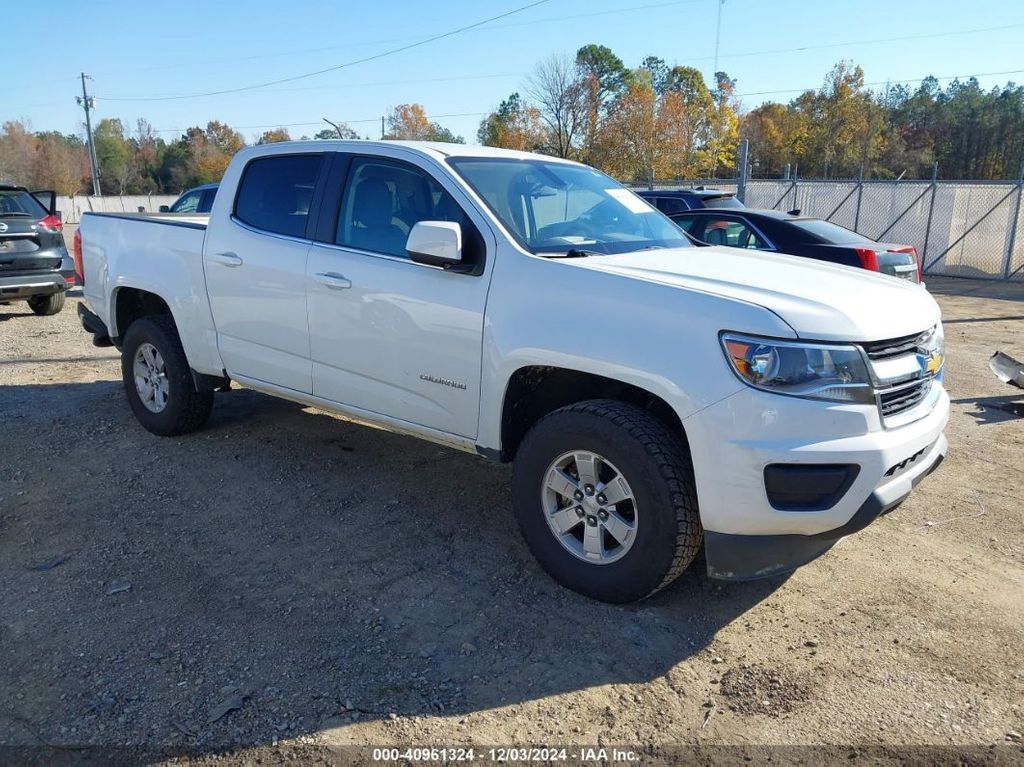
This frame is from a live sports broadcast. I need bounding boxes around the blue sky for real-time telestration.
[4,0,1023,144]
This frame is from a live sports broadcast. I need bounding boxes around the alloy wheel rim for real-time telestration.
[541,450,638,564]
[133,342,169,414]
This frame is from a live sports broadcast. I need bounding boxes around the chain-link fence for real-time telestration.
[56,194,179,223]
[637,176,1024,281]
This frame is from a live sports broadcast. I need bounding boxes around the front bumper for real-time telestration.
[682,383,950,580]
[704,433,945,579]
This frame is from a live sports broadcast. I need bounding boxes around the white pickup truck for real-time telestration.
[76,141,949,603]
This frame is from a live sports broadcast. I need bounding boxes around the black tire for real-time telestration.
[512,399,702,603]
[120,315,214,436]
[26,291,65,316]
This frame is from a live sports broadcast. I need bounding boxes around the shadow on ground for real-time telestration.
[0,381,784,753]
[952,393,1024,423]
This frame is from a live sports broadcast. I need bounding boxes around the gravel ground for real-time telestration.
[1,278,1023,762]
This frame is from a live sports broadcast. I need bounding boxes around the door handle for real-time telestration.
[210,252,243,267]
[315,272,352,290]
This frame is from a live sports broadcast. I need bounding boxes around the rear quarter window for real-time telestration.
[234,155,324,238]
[0,189,47,217]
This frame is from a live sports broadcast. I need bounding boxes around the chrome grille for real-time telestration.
[862,329,932,360]
[878,378,933,418]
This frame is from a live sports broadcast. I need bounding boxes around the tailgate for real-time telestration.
[0,188,64,273]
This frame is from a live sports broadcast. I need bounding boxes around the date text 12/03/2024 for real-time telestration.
[371,747,641,762]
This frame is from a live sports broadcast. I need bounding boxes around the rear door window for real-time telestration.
[235,154,324,238]
[700,216,769,249]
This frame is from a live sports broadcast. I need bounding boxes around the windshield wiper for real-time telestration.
[0,212,33,218]
[544,249,606,259]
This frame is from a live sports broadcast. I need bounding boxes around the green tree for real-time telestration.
[93,118,135,194]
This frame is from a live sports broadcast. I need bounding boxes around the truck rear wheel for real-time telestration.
[120,315,214,436]
[511,399,702,603]
[27,291,65,316]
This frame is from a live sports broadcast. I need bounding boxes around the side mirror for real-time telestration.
[407,221,465,270]
[159,205,170,213]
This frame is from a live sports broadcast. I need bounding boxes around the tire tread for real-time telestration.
[516,398,702,600]
[121,315,213,436]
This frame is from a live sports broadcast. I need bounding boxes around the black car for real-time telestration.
[636,187,743,214]
[670,208,922,284]
[0,185,74,315]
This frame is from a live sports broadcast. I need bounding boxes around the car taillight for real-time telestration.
[37,214,63,233]
[73,228,84,286]
[888,246,921,283]
[854,247,879,271]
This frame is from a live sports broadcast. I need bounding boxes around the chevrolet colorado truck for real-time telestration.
[76,141,949,603]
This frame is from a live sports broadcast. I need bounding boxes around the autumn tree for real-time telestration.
[33,132,88,194]
[657,66,715,179]
[597,76,657,183]
[0,121,39,187]
[477,93,547,151]
[575,44,631,165]
[384,104,463,143]
[181,121,245,184]
[257,128,291,144]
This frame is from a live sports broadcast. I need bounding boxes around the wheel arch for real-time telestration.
[497,365,689,463]
[110,285,173,342]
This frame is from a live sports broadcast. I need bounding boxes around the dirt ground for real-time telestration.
[1,277,1022,762]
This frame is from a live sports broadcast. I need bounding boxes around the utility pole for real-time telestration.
[76,73,101,197]
[381,116,386,140]
[709,0,726,179]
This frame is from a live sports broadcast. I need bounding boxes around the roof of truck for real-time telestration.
[240,139,575,164]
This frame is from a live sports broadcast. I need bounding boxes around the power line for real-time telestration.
[91,0,702,81]
[94,0,553,103]
[91,15,1024,104]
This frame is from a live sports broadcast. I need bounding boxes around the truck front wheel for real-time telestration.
[512,399,702,603]
[120,315,214,436]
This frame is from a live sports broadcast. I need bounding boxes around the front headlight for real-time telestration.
[721,333,874,404]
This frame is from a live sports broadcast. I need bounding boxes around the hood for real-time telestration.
[571,246,940,342]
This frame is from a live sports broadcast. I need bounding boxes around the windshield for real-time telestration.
[791,218,869,244]
[0,189,47,218]
[448,157,690,254]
